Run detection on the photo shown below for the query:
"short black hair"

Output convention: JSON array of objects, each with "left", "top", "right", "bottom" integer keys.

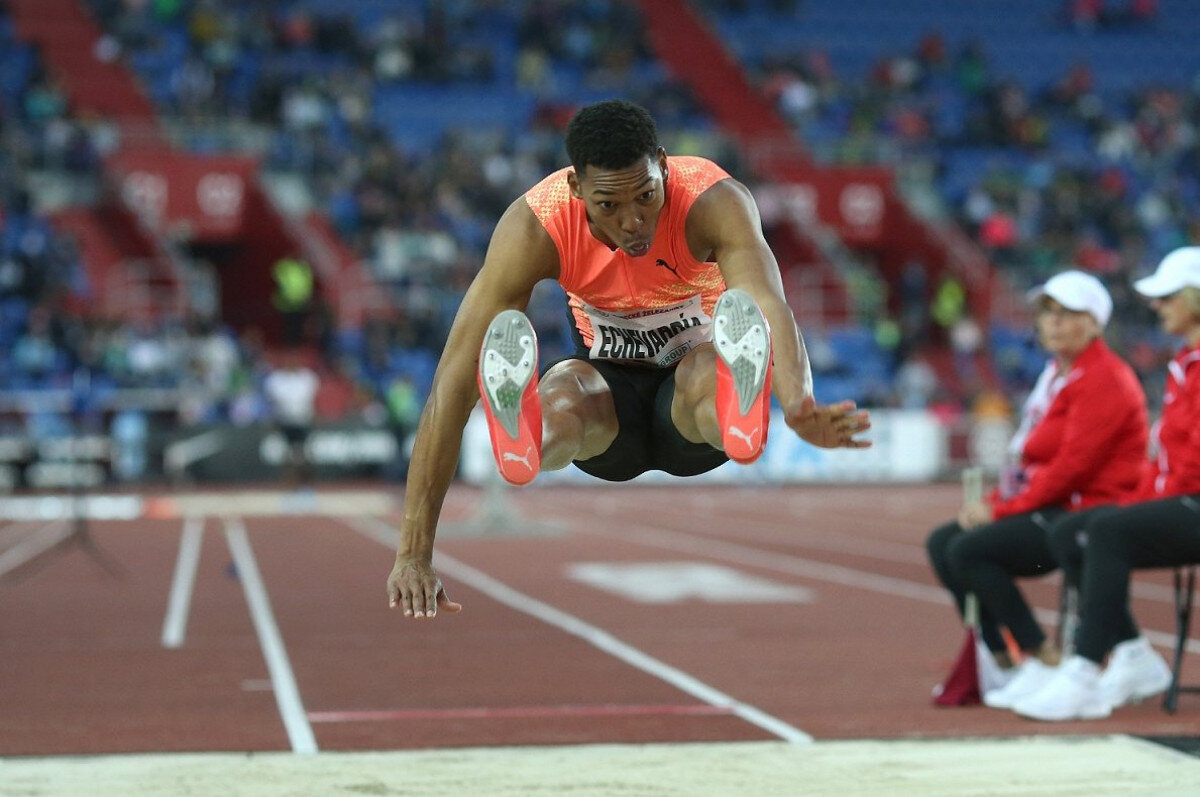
[{"left": 565, "top": 100, "right": 660, "bottom": 174}]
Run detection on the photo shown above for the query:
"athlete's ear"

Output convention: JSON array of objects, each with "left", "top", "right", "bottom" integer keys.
[
  {"left": 567, "top": 169, "right": 582, "bottom": 199},
  {"left": 657, "top": 147, "right": 669, "bottom": 180}
]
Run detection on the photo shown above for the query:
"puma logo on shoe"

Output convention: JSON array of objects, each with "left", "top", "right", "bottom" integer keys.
[
  {"left": 728, "top": 425, "right": 760, "bottom": 448},
  {"left": 502, "top": 448, "right": 534, "bottom": 471}
]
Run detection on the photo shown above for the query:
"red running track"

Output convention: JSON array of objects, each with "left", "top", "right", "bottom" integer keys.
[{"left": 1, "top": 483, "right": 1196, "bottom": 756}]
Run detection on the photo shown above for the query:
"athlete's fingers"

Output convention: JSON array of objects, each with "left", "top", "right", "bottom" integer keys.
[
  {"left": 438, "top": 587, "right": 463, "bottom": 614},
  {"left": 786, "top": 397, "right": 856, "bottom": 425},
  {"left": 421, "top": 581, "right": 441, "bottom": 618},
  {"left": 410, "top": 582, "right": 430, "bottom": 618},
  {"left": 827, "top": 399, "right": 858, "bottom": 415},
  {"left": 843, "top": 413, "right": 871, "bottom": 431}
]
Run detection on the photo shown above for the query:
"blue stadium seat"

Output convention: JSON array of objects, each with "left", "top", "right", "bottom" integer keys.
[
  {"left": 712, "top": 0, "right": 1200, "bottom": 97},
  {"left": 372, "top": 84, "right": 536, "bottom": 153}
]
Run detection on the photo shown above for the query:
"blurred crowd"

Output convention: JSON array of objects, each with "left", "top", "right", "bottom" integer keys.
[
  {"left": 1, "top": 0, "right": 1197, "bottom": 446},
  {"left": 758, "top": 33, "right": 1199, "bottom": 284},
  {"left": 748, "top": 18, "right": 1190, "bottom": 314},
  {"left": 741, "top": 4, "right": 1194, "bottom": 403},
  {"left": 0, "top": 0, "right": 723, "bottom": 451}
]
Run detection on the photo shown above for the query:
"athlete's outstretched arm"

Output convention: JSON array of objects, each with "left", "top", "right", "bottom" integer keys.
[
  {"left": 387, "top": 199, "right": 559, "bottom": 618},
  {"left": 689, "top": 178, "right": 871, "bottom": 449}
]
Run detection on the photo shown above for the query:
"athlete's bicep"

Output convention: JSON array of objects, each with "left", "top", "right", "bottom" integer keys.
[
  {"left": 431, "top": 200, "right": 558, "bottom": 398},
  {"left": 467, "top": 198, "right": 559, "bottom": 310},
  {"left": 690, "top": 179, "right": 785, "bottom": 297},
  {"left": 691, "top": 178, "right": 813, "bottom": 406}
]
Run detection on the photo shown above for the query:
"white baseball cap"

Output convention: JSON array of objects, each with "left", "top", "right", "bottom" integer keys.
[
  {"left": 1027, "top": 269, "right": 1113, "bottom": 327},
  {"left": 1134, "top": 246, "right": 1200, "bottom": 298}
]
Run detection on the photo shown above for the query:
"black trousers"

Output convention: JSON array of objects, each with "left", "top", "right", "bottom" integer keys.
[
  {"left": 927, "top": 508, "right": 1066, "bottom": 654},
  {"left": 1045, "top": 506, "right": 1118, "bottom": 591},
  {"left": 1059, "top": 495, "right": 1200, "bottom": 663}
]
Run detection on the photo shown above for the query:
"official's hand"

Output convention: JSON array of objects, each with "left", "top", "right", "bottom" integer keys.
[
  {"left": 958, "top": 501, "right": 994, "bottom": 531},
  {"left": 387, "top": 555, "right": 462, "bottom": 619},
  {"left": 783, "top": 396, "right": 872, "bottom": 449}
]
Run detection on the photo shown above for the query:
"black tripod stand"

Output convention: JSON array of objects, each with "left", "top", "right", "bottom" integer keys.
[{"left": 0, "top": 391, "right": 125, "bottom": 584}]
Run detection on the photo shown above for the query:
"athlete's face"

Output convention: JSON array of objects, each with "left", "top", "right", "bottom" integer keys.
[
  {"left": 569, "top": 150, "right": 668, "bottom": 258},
  {"left": 1036, "top": 297, "right": 1100, "bottom": 361}
]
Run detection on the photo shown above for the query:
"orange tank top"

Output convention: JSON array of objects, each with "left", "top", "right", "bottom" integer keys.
[{"left": 524, "top": 155, "right": 730, "bottom": 368}]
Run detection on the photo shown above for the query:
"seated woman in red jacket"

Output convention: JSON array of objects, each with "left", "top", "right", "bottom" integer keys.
[
  {"left": 1013, "top": 247, "right": 1200, "bottom": 721},
  {"left": 926, "top": 270, "right": 1149, "bottom": 707}
]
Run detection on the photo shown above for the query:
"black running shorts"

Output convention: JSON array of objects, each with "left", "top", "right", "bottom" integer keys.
[{"left": 541, "top": 355, "right": 728, "bottom": 482}]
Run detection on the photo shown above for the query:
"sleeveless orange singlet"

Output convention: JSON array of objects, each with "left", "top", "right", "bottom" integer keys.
[{"left": 524, "top": 156, "right": 730, "bottom": 368}]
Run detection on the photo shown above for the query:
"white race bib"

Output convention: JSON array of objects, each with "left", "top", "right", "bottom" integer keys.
[{"left": 584, "top": 295, "right": 712, "bottom": 368}]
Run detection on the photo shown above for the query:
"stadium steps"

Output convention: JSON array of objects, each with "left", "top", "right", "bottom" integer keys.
[
  {"left": 51, "top": 206, "right": 180, "bottom": 321},
  {"left": 633, "top": 0, "right": 852, "bottom": 330},
  {"left": 10, "top": 0, "right": 374, "bottom": 344},
  {"left": 8, "top": 0, "right": 187, "bottom": 323},
  {"left": 279, "top": 211, "right": 392, "bottom": 332},
  {"left": 775, "top": 223, "right": 852, "bottom": 327},
  {"left": 5, "top": 0, "right": 162, "bottom": 138},
  {"left": 636, "top": 0, "right": 1006, "bottom": 396}
]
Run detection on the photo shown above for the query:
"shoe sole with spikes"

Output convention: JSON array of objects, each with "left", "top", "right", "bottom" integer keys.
[
  {"left": 713, "top": 289, "right": 772, "bottom": 464},
  {"left": 478, "top": 310, "right": 542, "bottom": 485}
]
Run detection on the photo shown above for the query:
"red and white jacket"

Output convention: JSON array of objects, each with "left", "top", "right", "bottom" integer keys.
[
  {"left": 1124, "top": 341, "right": 1200, "bottom": 503},
  {"left": 991, "top": 339, "right": 1149, "bottom": 519}
]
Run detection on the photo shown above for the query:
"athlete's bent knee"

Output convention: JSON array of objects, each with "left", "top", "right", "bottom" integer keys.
[
  {"left": 540, "top": 360, "right": 618, "bottom": 459},
  {"left": 673, "top": 345, "right": 716, "bottom": 403}
]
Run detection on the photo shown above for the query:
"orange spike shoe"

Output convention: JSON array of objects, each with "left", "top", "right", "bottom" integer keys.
[
  {"left": 478, "top": 310, "right": 542, "bottom": 485},
  {"left": 713, "top": 289, "right": 772, "bottom": 464}
]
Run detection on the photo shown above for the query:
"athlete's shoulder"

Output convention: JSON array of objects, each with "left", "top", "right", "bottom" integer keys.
[
  {"left": 523, "top": 166, "right": 574, "bottom": 226},
  {"left": 494, "top": 191, "right": 558, "bottom": 249},
  {"left": 667, "top": 156, "right": 731, "bottom": 197}
]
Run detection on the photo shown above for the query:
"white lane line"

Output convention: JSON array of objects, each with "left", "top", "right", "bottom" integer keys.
[
  {"left": 546, "top": 491, "right": 1192, "bottom": 607},
  {"left": 161, "top": 517, "right": 205, "bottom": 649},
  {"left": 0, "top": 520, "right": 71, "bottom": 578},
  {"left": 584, "top": 520, "right": 1200, "bottom": 656},
  {"left": 568, "top": 491, "right": 930, "bottom": 565},
  {"left": 591, "top": 520, "right": 951, "bottom": 605},
  {"left": 224, "top": 517, "right": 318, "bottom": 754},
  {"left": 347, "top": 516, "right": 811, "bottom": 744}
]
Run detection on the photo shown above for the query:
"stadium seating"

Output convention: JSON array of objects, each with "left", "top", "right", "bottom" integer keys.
[
  {"left": 709, "top": 0, "right": 1200, "bottom": 93},
  {"left": 6, "top": 0, "right": 1194, "bottom": 420}
]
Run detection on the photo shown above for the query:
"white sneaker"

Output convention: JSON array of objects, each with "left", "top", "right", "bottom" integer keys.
[
  {"left": 983, "top": 658, "right": 1057, "bottom": 709},
  {"left": 975, "top": 638, "right": 1016, "bottom": 695},
  {"left": 1012, "top": 656, "right": 1112, "bottom": 721},
  {"left": 1099, "top": 636, "right": 1172, "bottom": 708}
]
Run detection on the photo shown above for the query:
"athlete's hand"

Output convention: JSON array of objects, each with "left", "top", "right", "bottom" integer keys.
[
  {"left": 783, "top": 396, "right": 872, "bottom": 449},
  {"left": 387, "top": 554, "right": 462, "bottom": 619}
]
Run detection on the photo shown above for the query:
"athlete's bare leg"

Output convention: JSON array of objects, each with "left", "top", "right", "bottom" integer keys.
[
  {"left": 669, "top": 343, "right": 722, "bottom": 449},
  {"left": 538, "top": 360, "right": 620, "bottom": 470}
]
